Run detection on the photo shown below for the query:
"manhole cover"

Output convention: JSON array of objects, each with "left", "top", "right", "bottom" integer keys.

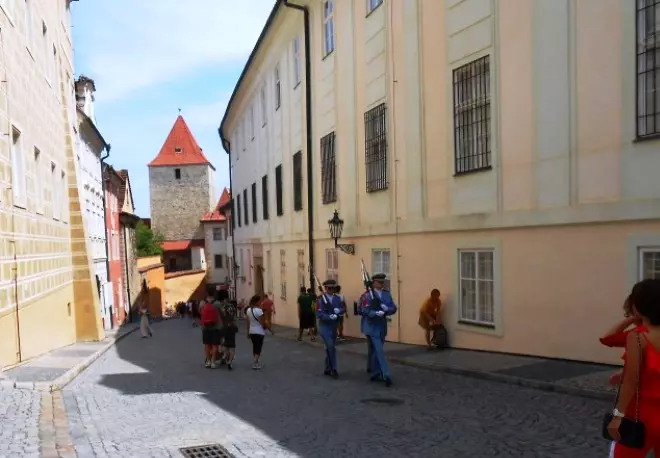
[
  {"left": 360, "top": 397, "right": 404, "bottom": 406},
  {"left": 180, "top": 444, "right": 234, "bottom": 458}
]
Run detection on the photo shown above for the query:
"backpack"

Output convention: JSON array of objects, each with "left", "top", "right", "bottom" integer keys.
[
  {"left": 201, "top": 302, "right": 219, "bottom": 327},
  {"left": 223, "top": 302, "right": 237, "bottom": 326}
]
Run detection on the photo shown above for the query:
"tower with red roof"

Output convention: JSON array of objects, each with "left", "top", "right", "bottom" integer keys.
[{"left": 148, "top": 115, "right": 216, "bottom": 272}]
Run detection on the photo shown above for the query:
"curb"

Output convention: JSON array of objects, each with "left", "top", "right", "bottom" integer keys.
[
  {"left": 273, "top": 331, "right": 613, "bottom": 402},
  {"left": 2, "top": 325, "right": 139, "bottom": 392}
]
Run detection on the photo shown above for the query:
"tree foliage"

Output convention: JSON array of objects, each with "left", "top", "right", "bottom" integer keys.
[{"left": 136, "top": 221, "right": 164, "bottom": 257}]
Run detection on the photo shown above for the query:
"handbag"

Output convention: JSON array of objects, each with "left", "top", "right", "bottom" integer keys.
[{"left": 601, "top": 332, "right": 646, "bottom": 449}]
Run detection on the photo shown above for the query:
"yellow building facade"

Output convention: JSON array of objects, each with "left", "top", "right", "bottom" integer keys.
[
  {"left": 0, "top": 0, "right": 103, "bottom": 368},
  {"left": 221, "top": 0, "right": 660, "bottom": 364}
]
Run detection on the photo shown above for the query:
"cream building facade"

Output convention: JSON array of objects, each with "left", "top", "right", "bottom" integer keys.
[
  {"left": 0, "top": 0, "right": 103, "bottom": 367},
  {"left": 220, "top": 0, "right": 660, "bottom": 364}
]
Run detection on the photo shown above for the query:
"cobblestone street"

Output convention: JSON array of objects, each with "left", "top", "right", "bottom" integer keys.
[{"left": 2, "top": 320, "right": 612, "bottom": 457}]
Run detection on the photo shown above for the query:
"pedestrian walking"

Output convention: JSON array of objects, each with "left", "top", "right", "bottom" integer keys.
[
  {"left": 297, "top": 286, "right": 316, "bottom": 341},
  {"left": 261, "top": 293, "right": 275, "bottom": 329},
  {"left": 139, "top": 305, "right": 154, "bottom": 338},
  {"left": 219, "top": 290, "right": 238, "bottom": 370},
  {"left": 245, "top": 295, "right": 267, "bottom": 370},
  {"left": 358, "top": 273, "right": 397, "bottom": 387},
  {"left": 200, "top": 294, "right": 223, "bottom": 369},
  {"left": 316, "top": 279, "right": 345, "bottom": 378}
]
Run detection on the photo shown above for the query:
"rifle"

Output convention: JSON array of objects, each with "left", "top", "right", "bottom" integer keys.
[
  {"left": 360, "top": 259, "right": 381, "bottom": 312},
  {"left": 312, "top": 271, "right": 335, "bottom": 318}
]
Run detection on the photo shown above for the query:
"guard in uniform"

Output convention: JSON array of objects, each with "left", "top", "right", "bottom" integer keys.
[
  {"left": 358, "top": 273, "right": 398, "bottom": 387},
  {"left": 315, "top": 279, "right": 345, "bottom": 378}
]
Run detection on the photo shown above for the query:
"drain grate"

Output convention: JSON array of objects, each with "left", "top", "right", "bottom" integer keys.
[
  {"left": 360, "top": 397, "right": 404, "bottom": 406},
  {"left": 180, "top": 444, "right": 235, "bottom": 458}
]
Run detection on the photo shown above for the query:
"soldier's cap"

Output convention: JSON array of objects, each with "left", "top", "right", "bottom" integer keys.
[
  {"left": 372, "top": 273, "right": 387, "bottom": 281},
  {"left": 322, "top": 279, "right": 337, "bottom": 287}
]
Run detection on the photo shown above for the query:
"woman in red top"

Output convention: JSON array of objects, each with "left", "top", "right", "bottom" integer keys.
[{"left": 608, "top": 279, "right": 660, "bottom": 457}]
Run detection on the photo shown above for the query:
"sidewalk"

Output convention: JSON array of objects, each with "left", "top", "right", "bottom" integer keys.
[
  {"left": 271, "top": 325, "right": 617, "bottom": 401},
  {"left": 0, "top": 323, "right": 138, "bottom": 392}
]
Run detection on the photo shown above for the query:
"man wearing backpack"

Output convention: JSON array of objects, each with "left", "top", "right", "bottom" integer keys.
[
  {"left": 201, "top": 292, "right": 223, "bottom": 368},
  {"left": 218, "top": 290, "right": 238, "bottom": 370}
]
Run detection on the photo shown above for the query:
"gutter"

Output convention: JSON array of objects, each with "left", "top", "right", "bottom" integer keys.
[
  {"left": 100, "top": 144, "right": 112, "bottom": 325},
  {"left": 217, "top": 132, "right": 238, "bottom": 299},
  {"left": 282, "top": 0, "right": 315, "bottom": 290}
]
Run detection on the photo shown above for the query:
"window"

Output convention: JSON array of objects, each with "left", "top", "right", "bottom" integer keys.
[
  {"left": 34, "top": 147, "right": 43, "bottom": 213},
  {"left": 274, "top": 64, "right": 281, "bottom": 110},
  {"left": 10, "top": 126, "right": 26, "bottom": 206},
  {"left": 292, "top": 37, "right": 301, "bottom": 86},
  {"left": 249, "top": 105, "right": 255, "bottom": 140},
  {"left": 174, "top": 147, "right": 182, "bottom": 154},
  {"left": 52, "top": 44, "right": 59, "bottom": 96},
  {"left": 174, "top": 168, "right": 181, "bottom": 180},
  {"left": 247, "top": 249, "right": 252, "bottom": 284},
  {"left": 293, "top": 151, "right": 303, "bottom": 211},
  {"left": 367, "top": 0, "right": 383, "bottom": 14},
  {"left": 320, "top": 132, "right": 337, "bottom": 203},
  {"left": 25, "top": 0, "right": 33, "bottom": 46},
  {"left": 215, "top": 254, "right": 223, "bottom": 270},
  {"left": 61, "top": 170, "right": 68, "bottom": 222},
  {"left": 326, "top": 248, "right": 339, "bottom": 283},
  {"left": 260, "top": 85, "right": 267, "bottom": 126},
  {"left": 0, "top": 0, "right": 15, "bottom": 19},
  {"left": 371, "top": 249, "right": 391, "bottom": 290},
  {"left": 322, "top": 0, "right": 335, "bottom": 56},
  {"left": 297, "top": 249, "right": 306, "bottom": 288},
  {"left": 262, "top": 174, "right": 269, "bottom": 220},
  {"left": 364, "top": 103, "right": 388, "bottom": 192},
  {"left": 251, "top": 182, "right": 257, "bottom": 223},
  {"left": 453, "top": 55, "right": 491, "bottom": 174},
  {"left": 280, "top": 249, "right": 287, "bottom": 299},
  {"left": 243, "top": 189, "right": 248, "bottom": 226},
  {"left": 275, "top": 164, "right": 283, "bottom": 216},
  {"left": 458, "top": 250, "right": 494, "bottom": 326},
  {"left": 636, "top": 1, "right": 660, "bottom": 138},
  {"left": 639, "top": 248, "right": 660, "bottom": 279},
  {"left": 213, "top": 227, "right": 223, "bottom": 241},
  {"left": 236, "top": 193, "right": 242, "bottom": 227}
]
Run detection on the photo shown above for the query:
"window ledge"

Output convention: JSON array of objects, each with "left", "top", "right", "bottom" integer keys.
[
  {"left": 321, "top": 50, "right": 335, "bottom": 61},
  {"left": 366, "top": 3, "right": 383, "bottom": 18},
  {"left": 453, "top": 165, "right": 493, "bottom": 177},
  {"left": 26, "top": 45, "right": 35, "bottom": 61},
  {"left": 633, "top": 133, "right": 660, "bottom": 143},
  {"left": 458, "top": 320, "right": 495, "bottom": 330},
  {"left": 293, "top": 81, "right": 301, "bottom": 90}
]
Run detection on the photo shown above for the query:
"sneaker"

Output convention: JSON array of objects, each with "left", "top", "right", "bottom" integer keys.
[
  {"left": 204, "top": 360, "right": 211, "bottom": 368},
  {"left": 210, "top": 362, "right": 217, "bottom": 369},
  {"left": 252, "top": 363, "right": 262, "bottom": 370},
  {"left": 227, "top": 363, "right": 233, "bottom": 371}
]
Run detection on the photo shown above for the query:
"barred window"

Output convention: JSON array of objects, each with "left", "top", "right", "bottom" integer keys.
[
  {"left": 320, "top": 132, "right": 337, "bottom": 204},
  {"left": 275, "top": 164, "right": 283, "bottom": 216},
  {"left": 364, "top": 103, "right": 388, "bottom": 192},
  {"left": 243, "top": 189, "right": 248, "bottom": 226},
  {"left": 453, "top": 55, "right": 491, "bottom": 174},
  {"left": 262, "top": 174, "right": 269, "bottom": 220},
  {"left": 251, "top": 182, "right": 257, "bottom": 224},
  {"left": 293, "top": 151, "right": 303, "bottom": 212},
  {"left": 637, "top": 0, "right": 660, "bottom": 138}
]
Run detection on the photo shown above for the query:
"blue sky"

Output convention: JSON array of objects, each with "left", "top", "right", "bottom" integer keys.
[{"left": 71, "top": 0, "right": 275, "bottom": 217}]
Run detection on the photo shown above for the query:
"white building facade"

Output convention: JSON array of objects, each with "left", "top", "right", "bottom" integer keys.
[{"left": 74, "top": 77, "right": 111, "bottom": 325}]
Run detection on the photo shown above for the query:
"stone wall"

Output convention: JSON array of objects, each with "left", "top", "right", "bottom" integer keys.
[
  {"left": 149, "top": 165, "right": 212, "bottom": 241},
  {"left": 164, "top": 270, "right": 207, "bottom": 305}
]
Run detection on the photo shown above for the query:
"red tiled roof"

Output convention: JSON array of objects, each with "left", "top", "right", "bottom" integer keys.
[
  {"left": 148, "top": 115, "right": 213, "bottom": 169},
  {"left": 200, "top": 188, "right": 231, "bottom": 222},
  {"left": 161, "top": 239, "right": 205, "bottom": 252}
]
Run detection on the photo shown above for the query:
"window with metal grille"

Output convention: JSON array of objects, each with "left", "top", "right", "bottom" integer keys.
[
  {"left": 458, "top": 250, "right": 495, "bottom": 326},
  {"left": 236, "top": 194, "right": 242, "bottom": 227},
  {"left": 364, "top": 103, "right": 388, "bottom": 192},
  {"left": 243, "top": 189, "right": 248, "bottom": 226},
  {"left": 639, "top": 248, "right": 660, "bottom": 280},
  {"left": 320, "top": 132, "right": 337, "bottom": 204},
  {"left": 293, "top": 151, "right": 303, "bottom": 211},
  {"left": 637, "top": 1, "right": 660, "bottom": 138},
  {"left": 453, "top": 55, "right": 491, "bottom": 174},
  {"left": 275, "top": 165, "right": 283, "bottom": 216},
  {"left": 262, "top": 174, "right": 269, "bottom": 220},
  {"left": 297, "top": 249, "right": 305, "bottom": 288},
  {"left": 280, "top": 249, "right": 287, "bottom": 300},
  {"left": 251, "top": 182, "right": 257, "bottom": 223},
  {"left": 371, "top": 249, "right": 391, "bottom": 291}
]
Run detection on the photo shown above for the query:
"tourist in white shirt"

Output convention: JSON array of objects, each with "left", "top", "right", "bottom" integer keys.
[{"left": 245, "top": 295, "right": 267, "bottom": 370}]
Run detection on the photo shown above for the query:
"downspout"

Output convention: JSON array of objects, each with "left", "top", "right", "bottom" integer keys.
[
  {"left": 217, "top": 131, "right": 238, "bottom": 300},
  {"left": 283, "top": 0, "right": 315, "bottom": 289},
  {"left": 100, "top": 145, "right": 111, "bottom": 324}
]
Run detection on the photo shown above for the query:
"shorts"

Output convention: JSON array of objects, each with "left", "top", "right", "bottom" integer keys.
[
  {"left": 222, "top": 325, "right": 238, "bottom": 348},
  {"left": 202, "top": 328, "right": 221, "bottom": 346},
  {"left": 337, "top": 316, "right": 344, "bottom": 326}
]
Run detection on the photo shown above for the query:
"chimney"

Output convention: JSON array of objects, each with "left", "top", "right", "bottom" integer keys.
[{"left": 75, "top": 75, "right": 97, "bottom": 124}]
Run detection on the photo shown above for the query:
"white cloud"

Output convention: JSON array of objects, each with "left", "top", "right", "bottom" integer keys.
[{"left": 73, "top": 0, "right": 276, "bottom": 102}]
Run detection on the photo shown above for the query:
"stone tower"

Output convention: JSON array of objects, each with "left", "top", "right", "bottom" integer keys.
[{"left": 148, "top": 115, "right": 216, "bottom": 271}]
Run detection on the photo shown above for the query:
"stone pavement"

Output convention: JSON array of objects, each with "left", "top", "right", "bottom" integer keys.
[
  {"left": 1, "top": 323, "right": 138, "bottom": 392},
  {"left": 271, "top": 325, "right": 618, "bottom": 401},
  {"left": 0, "top": 319, "right": 615, "bottom": 457}
]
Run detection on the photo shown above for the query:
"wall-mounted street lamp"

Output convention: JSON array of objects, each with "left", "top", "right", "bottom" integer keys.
[{"left": 328, "top": 210, "right": 355, "bottom": 255}]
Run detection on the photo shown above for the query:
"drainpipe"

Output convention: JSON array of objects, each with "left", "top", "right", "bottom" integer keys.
[
  {"left": 100, "top": 144, "right": 111, "bottom": 325},
  {"left": 283, "top": 0, "right": 315, "bottom": 289},
  {"left": 217, "top": 132, "right": 238, "bottom": 300}
]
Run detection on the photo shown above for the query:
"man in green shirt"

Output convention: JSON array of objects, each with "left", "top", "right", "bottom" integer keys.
[{"left": 297, "top": 287, "right": 317, "bottom": 341}]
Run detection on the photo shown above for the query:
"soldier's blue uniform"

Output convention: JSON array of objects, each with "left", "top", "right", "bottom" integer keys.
[
  {"left": 315, "top": 279, "right": 345, "bottom": 378},
  {"left": 358, "top": 273, "right": 397, "bottom": 386}
]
